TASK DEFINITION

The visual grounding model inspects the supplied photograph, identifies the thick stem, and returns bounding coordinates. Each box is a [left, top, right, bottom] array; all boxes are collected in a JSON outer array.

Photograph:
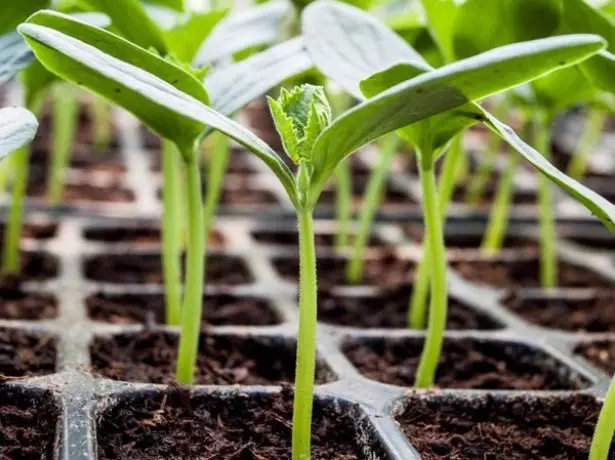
[[346, 134, 398, 284], [480, 152, 520, 255], [0, 156, 16, 196], [334, 160, 352, 250], [536, 112, 557, 289], [175, 154, 205, 385], [161, 140, 183, 326], [92, 95, 112, 149], [408, 135, 461, 329], [567, 108, 607, 181], [589, 375, 615, 460], [48, 83, 78, 205], [414, 143, 448, 388], [203, 133, 230, 240], [2, 145, 29, 274], [291, 205, 318, 460]]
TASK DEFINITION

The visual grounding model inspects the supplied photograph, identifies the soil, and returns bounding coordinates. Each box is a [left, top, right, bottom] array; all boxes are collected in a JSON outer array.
[[157, 182, 281, 207], [90, 331, 334, 385], [151, 147, 259, 175], [451, 257, 613, 289], [83, 226, 225, 247], [575, 340, 615, 374], [272, 252, 415, 288], [0, 328, 57, 379], [0, 278, 57, 320], [0, 388, 59, 460], [318, 285, 501, 330], [0, 252, 58, 282], [251, 229, 386, 250], [86, 292, 279, 326], [97, 388, 379, 460], [83, 253, 253, 285], [0, 222, 58, 240], [27, 180, 135, 204], [395, 393, 613, 459], [504, 293, 615, 332], [452, 178, 536, 206], [344, 338, 587, 390], [29, 145, 125, 174]]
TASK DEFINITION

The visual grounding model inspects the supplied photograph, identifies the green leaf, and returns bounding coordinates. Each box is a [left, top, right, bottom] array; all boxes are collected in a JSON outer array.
[[308, 34, 606, 196], [19, 11, 297, 202], [204, 37, 312, 116], [20, 9, 208, 155], [483, 111, 615, 232], [531, 64, 597, 111], [0, 32, 35, 85], [580, 49, 615, 93], [194, 1, 290, 66], [0, 107, 38, 159], [144, 0, 184, 12], [165, 10, 227, 62], [453, 0, 562, 59], [268, 96, 301, 163], [418, 0, 459, 62], [79, 0, 167, 53], [563, 0, 615, 52], [0, 0, 50, 35], [302, 0, 424, 99]]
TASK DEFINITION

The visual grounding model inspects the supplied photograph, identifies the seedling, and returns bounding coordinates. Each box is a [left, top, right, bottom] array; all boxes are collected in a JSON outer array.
[[302, 0, 615, 390]]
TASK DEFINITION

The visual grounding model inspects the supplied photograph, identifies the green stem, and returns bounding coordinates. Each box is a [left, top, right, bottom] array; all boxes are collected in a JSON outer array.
[[291, 205, 318, 460], [346, 134, 398, 284], [334, 159, 352, 250], [0, 156, 16, 196], [414, 138, 448, 389], [48, 83, 78, 205], [589, 375, 615, 460], [175, 154, 205, 385], [2, 145, 29, 274], [408, 135, 461, 329], [203, 133, 230, 240], [536, 111, 557, 289], [567, 108, 607, 181], [161, 140, 183, 326], [92, 95, 112, 149], [480, 152, 520, 255]]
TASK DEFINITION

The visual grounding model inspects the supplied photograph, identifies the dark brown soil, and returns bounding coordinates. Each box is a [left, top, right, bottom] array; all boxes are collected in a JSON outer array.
[[0, 279, 57, 320], [344, 337, 587, 390], [272, 252, 414, 288], [0, 252, 58, 282], [0, 328, 57, 379], [97, 389, 381, 460], [318, 285, 501, 330], [252, 228, 385, 250], [27, 181, 135, 203], [0, 221, 58, 240], [504, 293, 615, 332], [86, 292, 279, 326], [575, 340, 615, 374], [83, 253, 252, 285], [151, 147, 258, 175], [29, 145, 125, 174], [452, 177, 536, 206], [395, 394, 613, 459], [451, 257, 613, 289], [90, 331, 334, 385], [83, 226, 225, 247], [0, 388, 60, 460], [157, 183, 280, 207]]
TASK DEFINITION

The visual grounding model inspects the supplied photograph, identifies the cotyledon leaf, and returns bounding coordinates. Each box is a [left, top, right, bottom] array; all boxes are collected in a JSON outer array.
[[0, 107, 38, 160], [204, 37, 313, 117], [308, 34, 606, 196], [165, 10, 227, 63], [0, 31, 35, 85], [418, 0, 459, 62], [193, 1, 290, 67], [1, 0, 50, 35], [18, 13, 297, 203], [579, 49, 615, 94]]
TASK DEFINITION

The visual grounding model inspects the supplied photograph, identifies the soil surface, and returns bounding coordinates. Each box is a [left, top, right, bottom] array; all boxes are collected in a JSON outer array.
[[318, 285, 501, 330], [86, 292, 279, 326], [452, 177, 537, 206], [83, 226, 225, 247], [97, 388, 377, 460], [90, 331, 334, 385], [451, 257, 612, 289], [27, 180, 135, 203], [575, 340, 615, 374], [252, 229, 385, 250], [0, 328, 56, 379], [395, 394, 613, 459], [344, 338, 587, 390], [0, 389, 59, 460], [504, 293, 615, 332], [0, 252, 58, 282], [273, 252, 414, 289], [30, 145, 125, 174], [84, 253, 252, 285], [0, 278, 57, 320], [0, 222, 58, 240]]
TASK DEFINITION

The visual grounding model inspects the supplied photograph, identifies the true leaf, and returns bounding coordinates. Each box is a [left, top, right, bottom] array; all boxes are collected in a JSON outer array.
[[1, 0, 50, 35], [453, 0, 562, 59], [19, 11, 297, 201], [0, 107, 38, 159], [193, 1, 290, 66], [165, 10, 227, 62], [78, 0, 167, 52]]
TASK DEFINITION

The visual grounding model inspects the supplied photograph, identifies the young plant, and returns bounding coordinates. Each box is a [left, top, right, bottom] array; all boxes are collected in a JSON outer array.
[[302, 0, 615, 388]]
